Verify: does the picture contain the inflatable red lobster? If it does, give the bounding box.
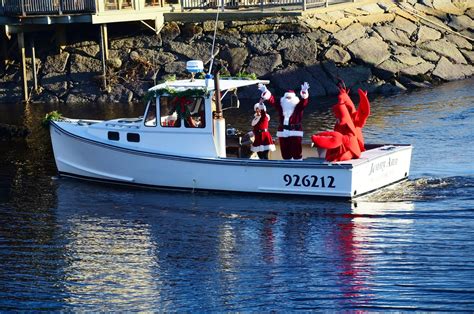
[311,86,370,162]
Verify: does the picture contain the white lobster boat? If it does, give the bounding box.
[49,65,412,199]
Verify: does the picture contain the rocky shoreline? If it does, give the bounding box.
[0,0,472,104]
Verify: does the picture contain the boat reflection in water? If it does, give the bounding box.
[53,179,415,310]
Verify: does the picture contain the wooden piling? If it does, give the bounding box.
[99,24,107,90]
[102,23,109,60]
[17,32,29,103]
[30,38,38,92]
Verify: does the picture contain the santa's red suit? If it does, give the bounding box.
[259,83,310,160]
[311,87,370,162]
[251,103,276,159]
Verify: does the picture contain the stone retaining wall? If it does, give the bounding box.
[0,0,472,104]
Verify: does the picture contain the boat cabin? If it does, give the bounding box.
[140,77,268,158]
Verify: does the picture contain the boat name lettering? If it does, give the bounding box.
[283,174,336,188]
[369,157,398,175]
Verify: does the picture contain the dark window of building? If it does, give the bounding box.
[108,131,119,141]
[127,133,140,142]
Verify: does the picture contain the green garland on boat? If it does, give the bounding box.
[41,111,63,127]
[144,87,209,103]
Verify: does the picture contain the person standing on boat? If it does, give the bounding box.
[250,102,276,159]
[258,82,310,160]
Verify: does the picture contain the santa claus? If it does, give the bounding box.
[250,102,276,159]
[258,82,310,160]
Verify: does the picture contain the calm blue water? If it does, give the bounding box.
[0,78,473,311]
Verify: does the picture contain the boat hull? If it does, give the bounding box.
[50,122,412,198]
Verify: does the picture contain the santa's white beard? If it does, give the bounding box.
[280,95,299,125]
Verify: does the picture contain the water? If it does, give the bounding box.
[0,79,473,311]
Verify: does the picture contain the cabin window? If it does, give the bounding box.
[108,131,119,141]
[144,100,157,127]
[159,96,206,128]
[127,133,140,142]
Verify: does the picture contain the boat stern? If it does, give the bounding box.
[349,144,412,197]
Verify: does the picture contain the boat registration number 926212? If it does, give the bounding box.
[283,174,336,188]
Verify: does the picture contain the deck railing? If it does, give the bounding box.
[0,0,354,16]
[180,0,352,10]
[1,0,96,16]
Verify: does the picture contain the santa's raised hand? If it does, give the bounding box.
[258,83,271,100]
[300,82,310,99]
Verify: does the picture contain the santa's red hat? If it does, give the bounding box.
[254,103,266,111]
[284,90,296,98]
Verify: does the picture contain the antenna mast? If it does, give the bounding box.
[208,0,223,75]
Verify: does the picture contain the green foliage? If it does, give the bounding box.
[42,111,63,127]
[160,74,176,83]
[219,68,231,77]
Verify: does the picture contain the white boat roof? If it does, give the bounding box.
[148,78,269,93]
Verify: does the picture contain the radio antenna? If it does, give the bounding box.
[208,0,223,75]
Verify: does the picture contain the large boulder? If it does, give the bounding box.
[41,72,69,98]
[110,37,136,50]
[432,56,473,80]
[181,23,203,42]
[412,47,440,62]
[357,13,395,26]
[168,41,215,61]
[69,54,102,82]
[374,26,412,45]
[155,52,177,65]
[375,58,407,79]
[322,62,372,88]
[359,3,385,14]
[161,22,181,43]
[461,49,474,64]
[42,52,69,74]
[420,39,467,64]
[220,47,249,75]
[333,23,366,46]
[202,20,224,32]
[394,54,425,66]
[347,36,391,65]
[247,34,279,54]
[445,34,472,50]
[392,16,418,37]
[416,26,442,44]
[432,0,465,15]
[163,61,186,76]
[67,41,100,58]
[448,15,474,32]
[306,63,339,95]
[270,65,326,97]
[246,53,282,78]
[323,45,351,64]
[213,31,244,48]
[277,36,318,65]
[400,61,435,76]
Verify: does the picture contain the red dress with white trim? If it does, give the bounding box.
[251,110,276,153]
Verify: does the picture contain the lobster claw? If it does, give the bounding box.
[311,131,343,149]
